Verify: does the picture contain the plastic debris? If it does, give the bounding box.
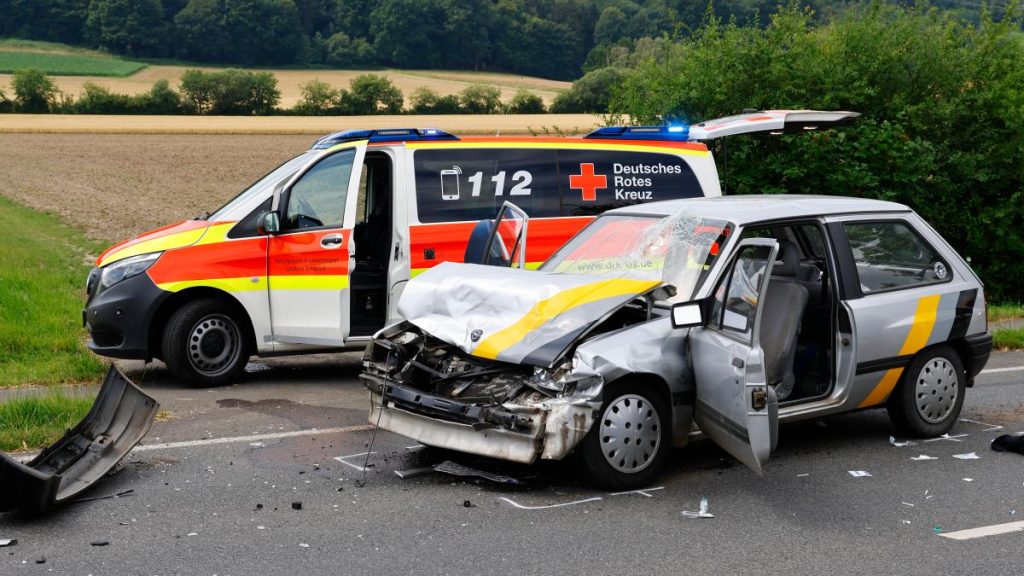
[902,520,912,525]
[291,502,302,510]
[433,461,521,485]
[249,442,264,448]
[910,455,938,461]
[257,526,266,530]
[35,557,45,564]
[90,541,110,547]
[953,452,980,460]
[187,532,198,537]
[901,502,915,507]
[394,466,436,479]
[463,500,475,508]
[0,539,16,547]
[889,436,915,447]
[299,543,310,548]
[933,525,942,534]
[682,497,714,519]
[796,473,810,477]
[991,435,1024,454]
[963,478,974,482]
[848,470,872,477]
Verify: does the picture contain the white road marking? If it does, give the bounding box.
[334,451,377,472]
[609,486,665,498]
[938,520,1024,541]
[958,418,1004,432]
[924,433,968,443]
[136,424,375,452]
[499,496,603,510]
[979,365,1024,375]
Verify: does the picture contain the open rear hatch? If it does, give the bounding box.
[0,367,159,515]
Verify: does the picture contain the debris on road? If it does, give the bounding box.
[889,436,916,447]
[848,471,872,477]
[394,466,436,479]
[299,543,310,548]
[963,478,974,482]
[910,455,938,461]
[0,539,17,547]
[682,497,714,519]
[434,461,521,485]
[90,541,110,547]
[953,452,980,460]
[35,556,45,564]
[991,434,1024,455]
[463,500,475,508]
[291,501,303,510]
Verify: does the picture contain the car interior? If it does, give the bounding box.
[741,222,836,404]
[350,152,393,337]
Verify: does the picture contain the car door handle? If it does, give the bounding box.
[320,234,343,249]
[731,357,744,369]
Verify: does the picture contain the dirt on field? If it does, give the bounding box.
[0,133,314,244]
[0,65,571,108]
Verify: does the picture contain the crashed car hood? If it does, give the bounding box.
[397,262,661,367]
[96,219,235,267]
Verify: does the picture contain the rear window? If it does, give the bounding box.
[413,148,703,223]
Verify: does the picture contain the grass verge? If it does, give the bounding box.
[989,303,1024,322]
[0,390,95,452]
[993,328,1024,351]
[0,195,106,387]
[0,40,146,76]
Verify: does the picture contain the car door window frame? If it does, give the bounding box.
[277,147,360,235]
[705,238,778,346]
[837,216,953,297]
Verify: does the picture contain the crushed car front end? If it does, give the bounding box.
[361,321,605,463]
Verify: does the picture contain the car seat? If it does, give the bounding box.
[759,241,809,400]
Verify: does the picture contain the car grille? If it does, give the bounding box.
[89,325,123,348]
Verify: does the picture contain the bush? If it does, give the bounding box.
[179,69,281,115]
[506,89,546,114]
[75,82,133,114]
[0,89,13,113]
[550,66,626,113]
[609,4,1024,301]
[295,79,342,115]
[458,83,501,114]
[11,69,59,113]
[408,87,460,114]
[340,74,403,114]
[141,79,184,114]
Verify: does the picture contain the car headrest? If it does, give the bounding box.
[774,240,801,277]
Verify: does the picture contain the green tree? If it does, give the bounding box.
[593,6,627,45]
[179,69,280,115]
[324,32,376,67]
[507,89,546,114]
[11,69,59,113]
[0,88,14,113]
[174,0,305,65]
[139,79,184,114]
[458,83,501,114]
[341,74,403,114]
[550,66,626,113]
[369,0,446,68]
[408,87,460,114]
[294,78,341,114]
[85,0,167,56]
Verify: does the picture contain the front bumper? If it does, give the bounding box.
[84,268,170,360]
[363,373,599,464]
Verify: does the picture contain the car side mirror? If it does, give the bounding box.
[671,301,705,329]
[258,211,280,235]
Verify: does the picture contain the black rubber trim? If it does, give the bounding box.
[949,289,978,341]
[856,355,913,375]
[825,221,863,300]
[964,332,993,378]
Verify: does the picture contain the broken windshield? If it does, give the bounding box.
[540,213,732,302]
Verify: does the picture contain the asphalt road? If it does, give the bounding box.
[3,352,1024,575]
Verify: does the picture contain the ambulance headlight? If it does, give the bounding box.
[100,252,162,289]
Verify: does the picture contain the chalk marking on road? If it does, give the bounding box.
[938,520,1024,541]
[979,365,1024,375]
[924,433,969,443]
[335,451,378,472]
[135,425,376,452]
[958,418,1004,432]
[499,496,603,510]
[609,487,665,498]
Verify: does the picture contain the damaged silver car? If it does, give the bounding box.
[362,197,991,488]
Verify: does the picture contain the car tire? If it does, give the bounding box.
[162,298,250,387]
[887,345,966,437]
[576,380,670,490]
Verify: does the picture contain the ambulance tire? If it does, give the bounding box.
[887,345,966,437]
[162,298,250,387]
[576,380,670,490]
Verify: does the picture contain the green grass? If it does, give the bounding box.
[989,303,1024,322]
[993,328,1024,351]
[0,195,106,387]
[0,39,145,76]
[0,391,96,452]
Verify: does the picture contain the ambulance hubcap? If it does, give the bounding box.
[915,356,959,424]
[599,394,661,474]
[188,314,241,376]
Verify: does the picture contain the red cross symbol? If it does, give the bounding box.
[569,163,607,202]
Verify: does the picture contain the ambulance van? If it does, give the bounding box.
[83,111,857,385]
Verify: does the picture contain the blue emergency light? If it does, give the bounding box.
[584,123,691,141]
[311,128,459,150]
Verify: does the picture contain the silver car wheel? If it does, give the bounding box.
[599,394,662,474]
[914,356,959,424]
[187,314,241,377]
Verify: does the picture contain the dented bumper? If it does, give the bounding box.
[0,367,159,515]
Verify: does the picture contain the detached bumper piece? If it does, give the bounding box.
[0,367,159,515]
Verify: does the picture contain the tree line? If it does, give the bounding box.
[4,0,1002,81]
[0,68,554,115]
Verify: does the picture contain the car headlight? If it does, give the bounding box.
[100,252,162,289]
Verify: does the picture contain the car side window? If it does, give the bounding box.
[709,244,772,342]
[284,149,355,230]
[843,220,950,294]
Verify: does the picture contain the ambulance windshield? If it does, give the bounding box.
[540,213,732,302]
[209,151,318,221]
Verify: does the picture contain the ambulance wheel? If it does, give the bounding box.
[887,345,966,437]
[162,298,249,387]
[576,380,670,490]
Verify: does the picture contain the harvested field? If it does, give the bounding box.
[0,65,571,107]
[0,113,601,135]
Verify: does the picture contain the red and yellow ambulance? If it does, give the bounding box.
[83,111,858,385]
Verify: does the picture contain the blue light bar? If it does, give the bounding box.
[311,128,459,150]
[584,124,691,141]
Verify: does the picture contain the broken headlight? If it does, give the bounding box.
[528,361,604,397]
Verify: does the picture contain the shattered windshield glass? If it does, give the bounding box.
[540,213,733,302]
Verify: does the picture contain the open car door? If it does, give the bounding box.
[465,201,529,268]
[687,110,859,141]
[689,238,779,474]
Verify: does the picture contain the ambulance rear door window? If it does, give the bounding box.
[558,150,702,216]
[414,148,561,223]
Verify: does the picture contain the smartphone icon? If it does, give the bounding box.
[440,166,461,201]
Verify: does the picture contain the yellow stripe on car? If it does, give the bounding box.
[157,274,349,293]
[859,294,941,408]
[472,278,660,360]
